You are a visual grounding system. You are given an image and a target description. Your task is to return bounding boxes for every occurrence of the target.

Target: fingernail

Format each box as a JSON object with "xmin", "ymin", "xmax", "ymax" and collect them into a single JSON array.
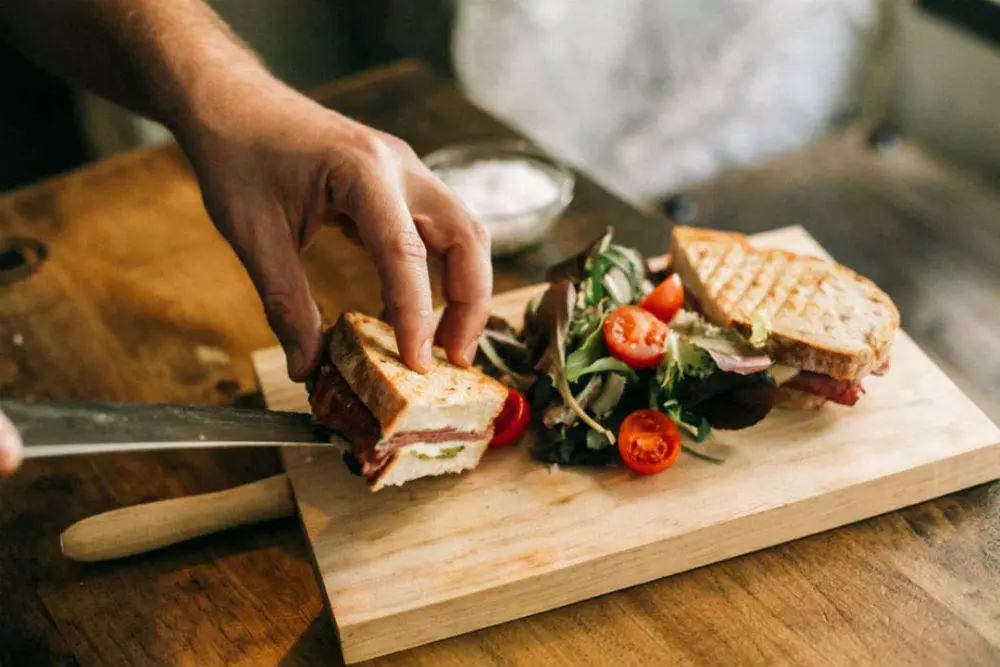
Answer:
[{"xmin": 419, "ymin": 338, "xmax": 433, "ymax": 370}]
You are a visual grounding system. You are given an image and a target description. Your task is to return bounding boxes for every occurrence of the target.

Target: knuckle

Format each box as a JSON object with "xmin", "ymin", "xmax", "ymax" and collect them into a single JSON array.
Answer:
[
  {"xmin": 469, "ymin": 218, "xmax": 491, "ymax": 247},
  {"xmin": 444, "ymin": 213, "xmax": 491, "ymax": 251},
  {"xmin": 348, "ymin": 131, "xmax": 386, "ymax": 162},
  {"xmin": 260, "ymin": 290, "xmax": 300, "ymax": 328},
  {"xmin": 376, "ymin": 131, "xmax": 415, "ymax": 158},
  {"xmin": 354, "ymin": 133, "xmax": 403, "ymax": 172},
  {"xmin": 324, "ymin": 155, "xmax": 364, "ymax": 213},
  {"xmin": 379, "ymin": 231, "xmax": 428, "ymax": 264}
]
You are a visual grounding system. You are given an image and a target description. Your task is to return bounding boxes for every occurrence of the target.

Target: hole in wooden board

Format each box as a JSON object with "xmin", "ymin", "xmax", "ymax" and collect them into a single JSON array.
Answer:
[{"xmin": 0, "ymin": 237, "xmax": 47, "ymax": 285}]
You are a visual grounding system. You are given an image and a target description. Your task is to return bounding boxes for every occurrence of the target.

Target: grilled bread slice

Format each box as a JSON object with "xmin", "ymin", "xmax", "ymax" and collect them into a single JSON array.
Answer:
[
  {"xmin": 329, "ymin": 312, "xmax": 508, "ymax": 439},
  {"xmin": 669, "ymin": 226, "xmax": 899, "ymax": 380},
  {"xmin": 327, "ymin": 312, "xmax": 508, "ymax": 490}
]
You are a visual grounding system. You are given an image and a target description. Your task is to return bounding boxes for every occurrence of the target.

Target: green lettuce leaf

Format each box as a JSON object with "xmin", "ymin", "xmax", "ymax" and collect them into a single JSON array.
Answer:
[
  {"xmin": 568, "ymin": 357, "xmax": 638, "ymax": 383},
  {"xmin": 532, "ymin": 280, "xmax": 617, "ymax": 445}
]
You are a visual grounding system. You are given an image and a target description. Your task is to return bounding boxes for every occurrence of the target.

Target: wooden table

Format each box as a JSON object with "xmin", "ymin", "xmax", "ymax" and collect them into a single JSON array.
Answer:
[{"xmin": 1, "ymin": 60, "xmax": 999, "ymax": 666}]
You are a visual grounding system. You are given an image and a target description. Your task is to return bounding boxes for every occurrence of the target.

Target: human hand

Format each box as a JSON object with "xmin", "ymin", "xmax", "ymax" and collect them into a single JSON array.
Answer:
[
  {"xmin": 175, "ymin": 78, "xmax": 492, "ymax": 381},
  {"xmin": 0, "ymin": 408, "xmax": 24, "ymax": 476}
]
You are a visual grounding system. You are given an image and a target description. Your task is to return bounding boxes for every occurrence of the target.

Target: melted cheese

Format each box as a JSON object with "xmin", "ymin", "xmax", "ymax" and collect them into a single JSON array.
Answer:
[{"xmin": 771, "ymin": 364, "xmax": 800, "ymax": 386}]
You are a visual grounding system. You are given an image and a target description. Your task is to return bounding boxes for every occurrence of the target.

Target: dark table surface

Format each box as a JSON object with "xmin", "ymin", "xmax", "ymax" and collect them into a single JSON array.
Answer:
[{"xmin": 1, "ymin": 60, "xmax": 999, "ymax": 667}]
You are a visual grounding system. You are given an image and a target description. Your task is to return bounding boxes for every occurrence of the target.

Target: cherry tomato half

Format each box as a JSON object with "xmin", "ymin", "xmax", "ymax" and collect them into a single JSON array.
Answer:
[
  {"xmin": 639, "ymin": 273, "xmax": 684, "ymax": 324},
  {"xmin": 603, "ymin": 306, "xmax": 670, "ymax": 369},
  {"xmin": 490, "ymin": 389, "xmax": 531, "ymax": 447},
  {"xmin": 618, "ymin": 409, "xmax": 682, "ymax": 475}
]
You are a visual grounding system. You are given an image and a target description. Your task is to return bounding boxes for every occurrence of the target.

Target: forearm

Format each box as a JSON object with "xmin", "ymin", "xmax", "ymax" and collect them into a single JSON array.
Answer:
[{"xmin": 0, "ymin": 0, "xmax": 278, "ymax": 137}]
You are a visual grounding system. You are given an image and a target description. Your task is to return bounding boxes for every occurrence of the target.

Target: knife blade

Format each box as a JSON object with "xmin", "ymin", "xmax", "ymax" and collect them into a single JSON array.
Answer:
[{"xmin": 0, "ymin": 399, "xmax": 330, "ymax": 458}]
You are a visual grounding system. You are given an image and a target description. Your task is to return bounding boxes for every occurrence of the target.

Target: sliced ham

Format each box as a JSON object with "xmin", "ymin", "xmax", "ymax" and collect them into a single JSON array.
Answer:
[
  {"xmin": 356, "ymin": 429, "xmax": 488, "ymax": 477},
  {"xmin": 309, "ymin": 363, "xmax": 381, "ymax": 448},
  {"xmin": 783, "ymin": 371, "xmax": 864, "ymax": 406},
  {"xmin": 309, "ymin": 364, "xmax": 489, "ymax": 477},
  {"xmin": 382, "ymin": 428, "xmax": 488, "ymax": 448},
  {"xmin": 706, "ymin": 350, "xmax": 773, "ymax": 375}
]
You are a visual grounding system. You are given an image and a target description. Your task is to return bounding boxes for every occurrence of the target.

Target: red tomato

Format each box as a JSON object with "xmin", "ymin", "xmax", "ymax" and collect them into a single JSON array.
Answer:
[
  {"xmin": 618, "ymin": 409, "xmax": 682, "ymax": 475},
  {"xmin": 640, "ymin": 273, "xmax": 684, "ymax": 324},
  {"xmin": 490, "ymin": 389, "xmax": 531, "ymax": 447},
  {"xmin": 603, "ymin": 306, "xmax": 670, "ymax": 369}
]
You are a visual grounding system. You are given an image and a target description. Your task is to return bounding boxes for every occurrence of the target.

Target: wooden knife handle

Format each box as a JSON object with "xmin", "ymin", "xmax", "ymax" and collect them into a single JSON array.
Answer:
[{"xmin": 60, "ymin": 474, "xmax": 295, "ymax": 562}]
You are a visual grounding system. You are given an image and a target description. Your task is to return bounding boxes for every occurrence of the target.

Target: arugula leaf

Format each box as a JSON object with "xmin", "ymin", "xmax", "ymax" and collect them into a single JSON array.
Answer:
[
  {"xmin": 478, "ymin": 333, "xmax": 533, "ymax": 391},
  {"xmin": 601, "ymin": 267, "xmax": 632, "ymax": 304},
  {"xmin": 692, "ymin": 414, "xmax": 712, "ymax": 442},
  {"xmin": 659, "ymin": 399, "xmax": 721, "ymax": 462},
  {"xmin": 533, "ymin": 279, "xmax": 575, "ymax": 378},
  {"xmin": 565, "ymin": 319, "xmax": 639, "ymax": 384},
  {"xmin": 670, "ymin": 309, "xmax": 761, "ymax": 357},
  {"xmin": 591, "ymin": 373, "xmax": 628, "ymax": 417},
  {"xmin": 648, "ymin": 375, "xmax": 661, "ymax": 410},
  {"xmin": 565, "ymin": 324, "xmax": 603, "ymax": 377},
  {"xmin": 568, "ymin": 357, "xmax": 638, "ymax": 383},
  {"xmin": 532, "ymin": 280, "xmax": 617, "ymax": 445},
  {"xmin": 568, "ymin": 304, "xmax": 604, "ymax": 346},
  {"xmin": 603, "ymin": 246, "xmax": 647, "ymax": 299}
]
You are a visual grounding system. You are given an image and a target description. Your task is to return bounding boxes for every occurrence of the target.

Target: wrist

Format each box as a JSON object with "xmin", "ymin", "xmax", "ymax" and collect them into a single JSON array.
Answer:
[{"xmin": 163, "ymin": 42, "xmax": 301, "ymax": 143}]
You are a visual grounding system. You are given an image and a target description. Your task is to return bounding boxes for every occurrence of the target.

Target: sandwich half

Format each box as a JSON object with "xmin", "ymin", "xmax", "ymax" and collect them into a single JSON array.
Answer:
[
  {"xmin": 308, "ymin": 312, "xmax": 509, "ymax": 491},
  {"xmin": 668, "ymin": 226, "xmax": 899, "ymax": 408}
]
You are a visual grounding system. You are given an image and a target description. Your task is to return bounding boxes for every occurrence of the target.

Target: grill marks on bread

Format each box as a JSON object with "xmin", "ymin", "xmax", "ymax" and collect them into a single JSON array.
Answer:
[{"xmin": 671, "ymin": 226, "xmax": 899, "ymax": 380}]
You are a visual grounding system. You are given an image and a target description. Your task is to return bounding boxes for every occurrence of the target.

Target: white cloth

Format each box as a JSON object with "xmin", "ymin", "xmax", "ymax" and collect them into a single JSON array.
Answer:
[{"xmin": 452, "ymin": 0, "xmax": 881, "ymax": 203}]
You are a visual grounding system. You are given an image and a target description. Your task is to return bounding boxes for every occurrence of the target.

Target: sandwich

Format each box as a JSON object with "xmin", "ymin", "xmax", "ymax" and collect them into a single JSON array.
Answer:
[
  {"xmin": 668, "ymin": 226, "xmax": 898, "ymax": 410},
  {"xmin": 307, "ymin": 312, "xmax": 509, "ymax": 491}
]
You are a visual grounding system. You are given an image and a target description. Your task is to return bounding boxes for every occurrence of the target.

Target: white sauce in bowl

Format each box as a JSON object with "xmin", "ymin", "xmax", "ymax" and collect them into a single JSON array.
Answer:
[{"xmin": 434, "ymin": 159, "xmax": 561, "ymax": 221}]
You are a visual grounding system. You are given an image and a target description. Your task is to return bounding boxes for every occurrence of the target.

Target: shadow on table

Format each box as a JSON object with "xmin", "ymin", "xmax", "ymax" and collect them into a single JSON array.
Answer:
[{"xmin": 279, "ymin": 614, "xmax": 345, "ymax": 667}]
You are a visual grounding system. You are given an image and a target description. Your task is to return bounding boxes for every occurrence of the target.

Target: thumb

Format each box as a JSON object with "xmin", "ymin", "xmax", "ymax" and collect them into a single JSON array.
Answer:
[{"xmin": 229, "ymin": 216, "xmax": 322, "ymax": 382}]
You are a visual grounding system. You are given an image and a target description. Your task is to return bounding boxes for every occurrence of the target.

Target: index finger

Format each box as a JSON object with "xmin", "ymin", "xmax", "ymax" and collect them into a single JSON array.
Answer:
[
  {"xmin": 347, "ymin": 176, "xmax": 435, "ymax": 373},
  {"xmin": 413, "ymin": 193, "xmax": 493, "ymax": 367}
]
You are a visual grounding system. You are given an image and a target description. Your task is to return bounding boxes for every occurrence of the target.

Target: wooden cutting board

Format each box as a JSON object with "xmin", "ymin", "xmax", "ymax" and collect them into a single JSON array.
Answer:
[{"xmin": 251, "ymin": 225, "xmax": 1000, "ymax": 664}]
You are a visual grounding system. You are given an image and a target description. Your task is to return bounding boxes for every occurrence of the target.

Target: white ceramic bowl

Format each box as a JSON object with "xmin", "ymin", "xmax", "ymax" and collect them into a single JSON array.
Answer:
[{"xmin": 423, "ymin": 139, "xmax": 575, "ymax": 257}]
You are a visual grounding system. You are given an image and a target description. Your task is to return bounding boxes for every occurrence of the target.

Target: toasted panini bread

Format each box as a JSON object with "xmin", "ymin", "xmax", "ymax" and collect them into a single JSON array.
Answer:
[
  {"xmin": 329, "ymin": 312, "xmax": 508, "ymax": 438},
  {"xmin": 319, "ymin": 312, "xmax": 508, "ymax": 491},
  {"xmin": 670, "ymin": 226, "xmax": 899, "ymax": 381}
]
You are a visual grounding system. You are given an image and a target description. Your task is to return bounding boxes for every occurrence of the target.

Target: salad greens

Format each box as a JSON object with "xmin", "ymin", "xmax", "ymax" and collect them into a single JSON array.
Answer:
[{"xmin": 476, "ymin": 227, "xmax": 778, "ymax": 468}]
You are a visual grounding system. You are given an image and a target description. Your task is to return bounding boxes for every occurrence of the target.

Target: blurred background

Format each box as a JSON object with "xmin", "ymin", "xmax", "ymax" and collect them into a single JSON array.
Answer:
[{"xmin": 2, "ymin": 0, "xmax": 997, "ymax": 210}]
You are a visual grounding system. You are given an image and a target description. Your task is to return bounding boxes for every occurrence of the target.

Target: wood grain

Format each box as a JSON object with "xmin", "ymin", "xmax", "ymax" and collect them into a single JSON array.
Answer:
[
  {"xmin": 2, "ymin": 59, "xmax": 1000, "ymax": 666},
  {"xmin": 251, "ymin": 226, "xmax": 1000, "ymax": 663},
  {"xmin": 60, "ymin": 474, "xmax": 294, "ymax": 562}
]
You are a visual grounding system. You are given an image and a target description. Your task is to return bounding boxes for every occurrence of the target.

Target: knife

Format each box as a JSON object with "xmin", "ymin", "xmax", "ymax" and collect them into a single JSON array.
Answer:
[{"xmin": 0, "ymin": 399, "xmax": 329, "ymax": 458}]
